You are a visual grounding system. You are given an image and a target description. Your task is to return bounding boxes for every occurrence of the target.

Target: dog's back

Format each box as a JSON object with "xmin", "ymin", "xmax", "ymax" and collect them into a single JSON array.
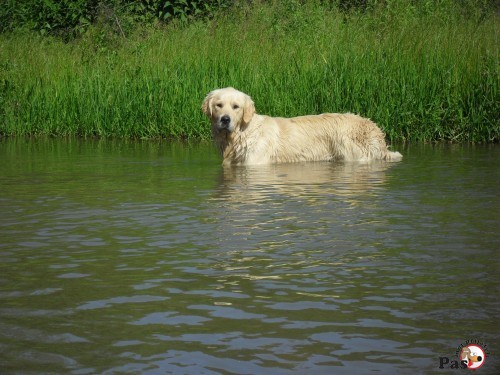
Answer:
[{"xmin": 260, "ymin": 113, "xmax": 401, "ymax": 163}]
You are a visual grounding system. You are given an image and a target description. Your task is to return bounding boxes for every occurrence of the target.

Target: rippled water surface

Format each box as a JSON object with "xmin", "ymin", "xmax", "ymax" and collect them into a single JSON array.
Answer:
[{"xmin": 0, "ymin": 139, "xmax": 498, "ymax": 374}]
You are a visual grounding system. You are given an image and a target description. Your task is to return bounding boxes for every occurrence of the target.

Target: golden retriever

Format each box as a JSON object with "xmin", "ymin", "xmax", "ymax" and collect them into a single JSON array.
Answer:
[{"xmin": 202, "ymin": 87, "xmax": 402, "ymax": 165}]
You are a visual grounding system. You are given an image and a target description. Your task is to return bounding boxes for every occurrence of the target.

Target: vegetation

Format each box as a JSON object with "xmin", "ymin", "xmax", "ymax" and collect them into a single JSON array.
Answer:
[
  {"xmin": 0, "ymin": 1, "xmax": 231, "ymax": 38},
  {"xmin": 0, "ymin": 0, "xmax": 498, "ymax": 142}
]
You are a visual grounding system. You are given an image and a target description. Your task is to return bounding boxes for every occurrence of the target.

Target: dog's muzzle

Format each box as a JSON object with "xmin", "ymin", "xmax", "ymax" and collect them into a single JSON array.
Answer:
[{"xmin": 218, "ymin": 115, "xmax": 233, "ymax": 132}]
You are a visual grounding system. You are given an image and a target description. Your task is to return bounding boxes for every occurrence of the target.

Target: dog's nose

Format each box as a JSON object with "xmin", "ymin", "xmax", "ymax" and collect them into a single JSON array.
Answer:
[{"xmin": 220, "ymin": 115, "xmax": 231, "ymax": 127}]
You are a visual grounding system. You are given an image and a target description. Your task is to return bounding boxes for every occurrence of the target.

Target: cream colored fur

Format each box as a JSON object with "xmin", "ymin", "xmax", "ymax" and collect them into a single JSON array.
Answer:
[{"xmin": 202, "ymin": 87, "xmax": 402, "ymax": 166}]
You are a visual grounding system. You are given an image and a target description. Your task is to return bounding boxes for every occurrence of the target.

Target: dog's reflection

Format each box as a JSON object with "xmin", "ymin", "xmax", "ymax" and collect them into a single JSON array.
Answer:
[
  {"xmin": 214, "ymin": 160, "xmax": 396, "ymax": 204},
  {"xmin": 207, "ymin": 161, "xmax": 398, "ymax": 278}
]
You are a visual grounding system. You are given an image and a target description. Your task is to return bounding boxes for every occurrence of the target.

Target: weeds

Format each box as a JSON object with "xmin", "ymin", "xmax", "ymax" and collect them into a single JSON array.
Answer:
[{"xmin": 0, "ymin": 0, "xmax": 498, "ymax": 142}]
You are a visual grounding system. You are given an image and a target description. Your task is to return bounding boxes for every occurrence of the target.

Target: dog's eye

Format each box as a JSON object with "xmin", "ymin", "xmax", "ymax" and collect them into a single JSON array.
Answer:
[
  {"xmin": 233, "ymin": 104, "xmax": 240, "ymax": 110},
  {"xmin": 216, "ymin": 103, "xmax": 223, "ymax": 108}
]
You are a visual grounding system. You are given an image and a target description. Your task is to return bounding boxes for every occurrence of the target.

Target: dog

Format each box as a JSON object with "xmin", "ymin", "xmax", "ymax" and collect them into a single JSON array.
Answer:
[
  {"xmin": 460, "ymin": 347, "xmax": 483, "ymax": 368},
  {"xmin": 202, "ymin": 87, "xmax": 402, "ymax": 166}
]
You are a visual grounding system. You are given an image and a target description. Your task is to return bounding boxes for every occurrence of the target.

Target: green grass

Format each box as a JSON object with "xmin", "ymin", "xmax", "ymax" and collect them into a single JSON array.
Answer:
[{"xmin": 0, "ymin": 0, "xmax": 498, "ymax": 142}]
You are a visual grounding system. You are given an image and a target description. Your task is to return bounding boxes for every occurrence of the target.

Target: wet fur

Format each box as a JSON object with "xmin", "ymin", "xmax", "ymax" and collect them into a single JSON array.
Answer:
[{"xmin": 202, "ymin": 87, "xmax": 402, "ymax": 165}]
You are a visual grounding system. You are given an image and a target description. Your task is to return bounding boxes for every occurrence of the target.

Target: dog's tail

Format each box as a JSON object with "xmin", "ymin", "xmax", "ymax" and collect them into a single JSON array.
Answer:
[{"xmin": 384, "ymin": 150, "xmax": 403, "ymax": 161}]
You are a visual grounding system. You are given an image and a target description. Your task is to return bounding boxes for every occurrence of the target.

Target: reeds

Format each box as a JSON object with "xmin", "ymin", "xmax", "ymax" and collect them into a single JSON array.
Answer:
[{"xmin": 0, "ymin": 0, "xmax": 498, "ymax": 142}]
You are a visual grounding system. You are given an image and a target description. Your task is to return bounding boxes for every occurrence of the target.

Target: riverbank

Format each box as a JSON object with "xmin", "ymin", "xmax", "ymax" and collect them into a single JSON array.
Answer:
[{"xmin": 0, "ymin": 1, "xmax": 498, "ymax": 142}]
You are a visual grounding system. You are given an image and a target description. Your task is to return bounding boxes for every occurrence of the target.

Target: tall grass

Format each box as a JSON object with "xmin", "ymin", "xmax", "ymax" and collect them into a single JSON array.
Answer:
[{"xmin": 0, "ymin": 0, "xmax": 498, "ymax": 142}]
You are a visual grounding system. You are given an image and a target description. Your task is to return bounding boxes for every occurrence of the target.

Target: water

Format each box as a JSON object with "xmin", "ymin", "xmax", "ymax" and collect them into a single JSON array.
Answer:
[{"xmin": 0, "ymin": 139, "xmax": 498, "ymax": 374}]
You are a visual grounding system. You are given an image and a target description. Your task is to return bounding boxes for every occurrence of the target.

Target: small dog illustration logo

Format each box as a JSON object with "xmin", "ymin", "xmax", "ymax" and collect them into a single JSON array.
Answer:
[
  {"xmin": 440, "ymin": 339, "xmax": 490, "ymax": 370},
  {"xmin": 460, "ymin": 344, "xmax": 486, "ymax": 369}
]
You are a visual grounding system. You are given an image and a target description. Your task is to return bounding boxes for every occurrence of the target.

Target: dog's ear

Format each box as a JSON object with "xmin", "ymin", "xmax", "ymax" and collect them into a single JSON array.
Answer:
[
  {"xmin": 243, "ymin": 94, "xmax": 255, "ymax": 124},
  {"xmin": 201, "ymin": 92, "xmax": 214, "ymax": 117}
]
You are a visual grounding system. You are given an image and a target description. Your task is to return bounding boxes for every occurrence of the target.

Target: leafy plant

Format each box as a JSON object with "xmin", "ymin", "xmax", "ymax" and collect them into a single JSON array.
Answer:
[{"xmin": 0, "ymin": 0, "xmax": 233, "ymax": 37}]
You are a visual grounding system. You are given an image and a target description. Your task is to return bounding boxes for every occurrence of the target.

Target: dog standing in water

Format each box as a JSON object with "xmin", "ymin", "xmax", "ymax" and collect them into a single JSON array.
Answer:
[{"xmin": 202, "ymin": 87, "xmax": 402, "ymax": 166}]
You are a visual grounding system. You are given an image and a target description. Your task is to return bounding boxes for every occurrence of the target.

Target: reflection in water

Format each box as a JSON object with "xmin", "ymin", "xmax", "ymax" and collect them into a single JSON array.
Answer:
[
  {"xmin": 210, "ymin": 161, "xmax": 396, "ymax": 268},
  {"xmin": 0, "ymin": 140, "xmax": 499, "ymax": 374},
  {"xmin": 220, "ymin": 160, "xmax": 391, "ymax": 198}
]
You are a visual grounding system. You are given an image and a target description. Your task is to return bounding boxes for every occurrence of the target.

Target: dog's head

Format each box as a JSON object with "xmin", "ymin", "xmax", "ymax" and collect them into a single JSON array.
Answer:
[
  {"xmin": 461, "ymin": 347, "xmax": 483, "ymax": 365},
  {"xmin": 202, "ymin": 87, "xmax": 255, "ymax": 133}
]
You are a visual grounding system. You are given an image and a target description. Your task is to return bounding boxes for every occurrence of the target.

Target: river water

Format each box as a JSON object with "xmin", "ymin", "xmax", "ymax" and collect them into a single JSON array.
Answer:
[{"xmin": 0, "ymin": 139, "xmax": 498, "ymax": 374}]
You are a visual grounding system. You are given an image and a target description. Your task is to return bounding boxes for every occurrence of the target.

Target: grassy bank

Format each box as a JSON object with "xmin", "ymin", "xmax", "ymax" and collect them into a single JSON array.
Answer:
[{"xmin": 0, "ymin": 0, "xmax": 498, "ymax": 142}]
